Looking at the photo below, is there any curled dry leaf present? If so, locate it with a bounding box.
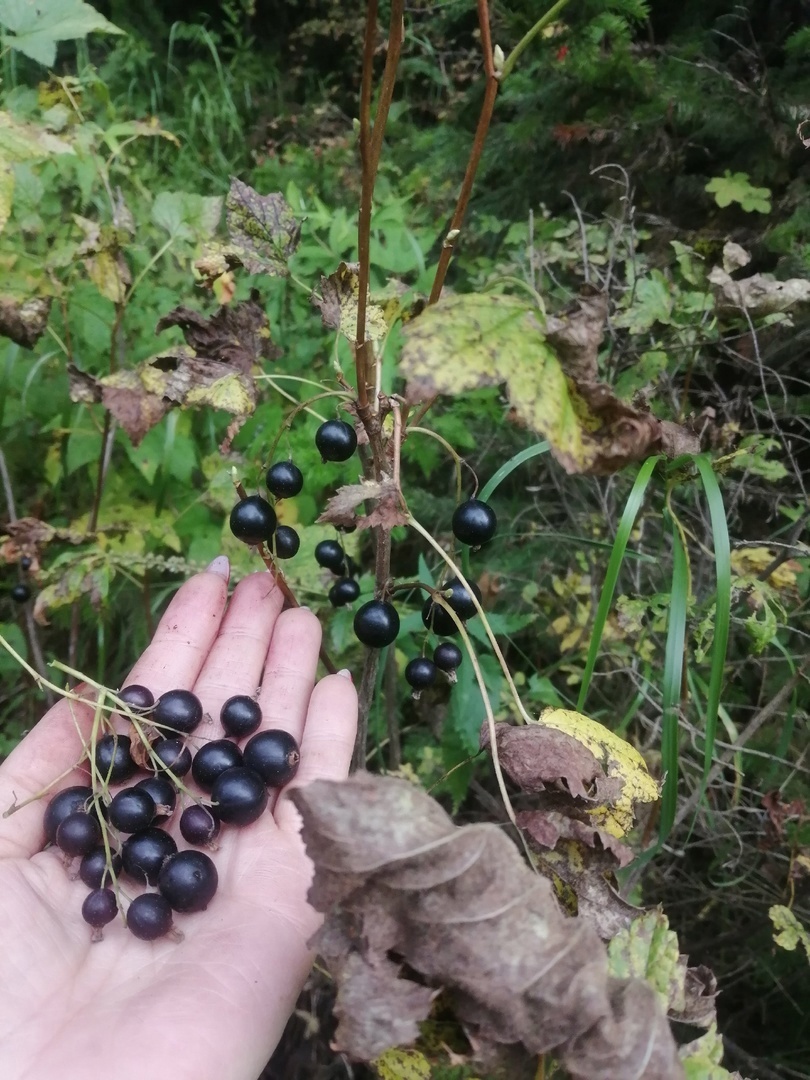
[317,478,408,532]
[156,295,280,373]
[0,295,52,348]
[400,293,697,476]
[312,261,389,343]
[292,774,684,1079]
[708,265,810,317]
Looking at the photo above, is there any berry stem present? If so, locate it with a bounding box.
[406,426,466,505]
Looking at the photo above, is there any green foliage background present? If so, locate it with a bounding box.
[1,1,810,1077]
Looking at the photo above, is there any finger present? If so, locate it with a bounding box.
[123,561,230,699]
[256,607,323,746]
[192,571,284,736]
[0,691,95,859]
[274,671,357,834]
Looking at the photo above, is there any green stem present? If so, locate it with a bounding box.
[501,0,573,82]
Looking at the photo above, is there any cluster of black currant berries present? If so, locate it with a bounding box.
[41,685,300,943]
[9,554,33,604]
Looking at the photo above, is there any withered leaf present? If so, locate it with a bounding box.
[543,287,608,383]
[156,295,280,373]
[312,261,389,343]
[517,810,633,867]
[225,178,300,276]
[708,265,810,316]
[68,350,257,446]
[0,295,52,348]
[317,478,408,532]
[482,720,611,801]
[293,774,683,1078]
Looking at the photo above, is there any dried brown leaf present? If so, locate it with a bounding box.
[543,287,608,383]
[481,720,609,801]
[318,478,407,532]
[0,295,52,348]
[155,295,280,373]
[312,261,389,342]
[293,774,683,1079]
[708,265,810,316]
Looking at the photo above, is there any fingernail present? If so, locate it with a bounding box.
[337,668,353,681]
[298,605,312,612]
[205,555,230,581]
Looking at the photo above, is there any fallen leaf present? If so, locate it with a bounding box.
[0,295,52,347]
[293,774,684,1078]
[708,266,810,316]
[312,261,389,343]
[400,293,694,476]
[543,287,608,383]
[156,295,279,372]
[481,721,612,801]
[722,242,751,274]
[224,178,300,276]
[770,904,810,961]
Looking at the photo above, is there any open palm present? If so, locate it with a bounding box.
[0,562,357,1080]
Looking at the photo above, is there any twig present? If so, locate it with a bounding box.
[384,645,400,770]
[369,1,405,177]
[0,446,54,703]
[355,0,379,414]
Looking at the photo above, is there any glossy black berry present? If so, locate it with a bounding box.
[135,776,177,821]
[159,850,219,913]
[127,893,173,941]
[153,689,203,735]
[354,599,400,648]
[442,577,483,620]
[211,767,268,826]
[11,583,30,603]
[191,740,244,791]
[421,596,459,637]
[266,461,304,499]
[328,578,360,607]
[229,495,277,545]
[108,788,156,834]
[118,684,154,713]
[451,498,497,547]
[243,730,300,788]
[152,738,192,777]
[95,733,137,784]
[56,811,101,856]
[405,657,438,690]
[122,827,178,886]
[44,786,93,844]
[315,419,357,462]
[220,695,262,740]
[20,556,32,571]
[434,642,463,672]
[315,539,345,573]
[179,805,220,846]
[272,525,300,560]
[79,847,123,889]
[82,888,119,930]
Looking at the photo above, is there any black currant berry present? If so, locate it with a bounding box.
[179,805,220,846]
[315,419,357,463]
[434,642,463,672]
[405,657,438,690]
[44,786,93,844]
[152,738,192,777]
[135,776,177,821]
[315,539,345,574]
[127,893,173,941]
[79,847,123,889]
[158,851,219,913]
[95,733,137,784]
[211,767,268,826]
[421,596,458,637]
[243,730,300,788]
[442,577,483,620]
[229,495,277,545]
[220,695,262,740]
[328,578,360,607]
[354,600,400,648]
[191,740,244,791]
[122,827,178,886]
[11,583,30,603]
[272,525,300,560]
[108,788,156,834]
[266,461,304,499]
[82,888,119,930]
[451,498,497,547]
[20,556,32,572]
[153,689,203,735]
[56,812,101,857]
[118,684,155,713]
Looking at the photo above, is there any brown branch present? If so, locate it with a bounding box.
[384,644,400,770]
[369,0,405,177]
[355,0,379,414]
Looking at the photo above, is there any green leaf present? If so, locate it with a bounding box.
[608,910,684,1014]
[615,350,669,401]
[373,1048,431,1080]
[679,1025,730,1079]
[0,0,123,67]
[770,905,810,961]
[152,191,223,243]
[614,271,673,333]
[705,171,772,214]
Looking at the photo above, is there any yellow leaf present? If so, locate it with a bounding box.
[185,374,254,415]
[770,905,810,962]
[86,249,128,303]
[373,1048,431,1080]
[314,261,389,343]
[537,707,660,836]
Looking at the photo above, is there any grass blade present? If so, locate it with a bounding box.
[478,441,550,502]
[659,510,689,842]
[577,455,661,712]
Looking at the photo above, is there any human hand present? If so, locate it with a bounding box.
[0,559,357,1080]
